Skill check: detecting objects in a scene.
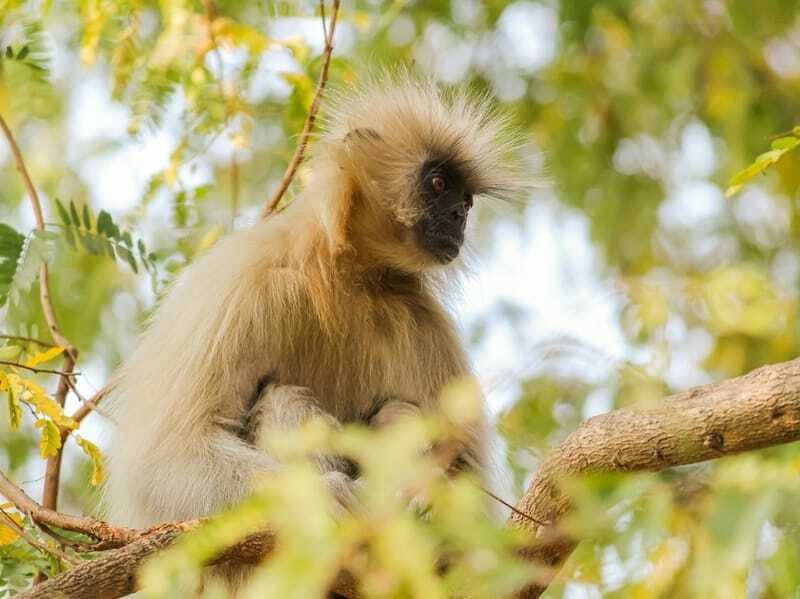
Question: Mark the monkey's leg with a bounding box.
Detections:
[245,382,361,507]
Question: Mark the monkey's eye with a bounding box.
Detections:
[431,175,447,194]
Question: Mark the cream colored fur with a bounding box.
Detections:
[105,74,518,528]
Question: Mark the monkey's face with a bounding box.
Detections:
[413,159,474,264]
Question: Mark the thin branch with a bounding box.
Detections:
[510,356,800,598]
[0,113,75,358]
[262,0,341,217]
[43,354,75,510]
[0,334,56,348]
[482,488,545,526]
[0,360,80,377]
[0,470,136,548]
[64,378,112,422]
[0,111,81,511]
[0,506,79,567]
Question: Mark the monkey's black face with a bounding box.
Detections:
[414,159,474,264]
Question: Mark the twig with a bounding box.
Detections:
[0,334,56,348]
[482,488,545,526]
[64,379,111,421]
[0,506,79,567]
[262,0,340,216]
[0,360,81,377]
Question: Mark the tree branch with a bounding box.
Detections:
[510,356,800,598]
[5,357,800,598]
[261,0,340,217]
[0,471,136,549]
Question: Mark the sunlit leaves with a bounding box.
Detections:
[0,223,25,306]
[0,509,22,545]
[23,346,63,368]
[55,199,156,274]
[142,417,534,599]
[726,128,800,197]
[78,0,116,67]
[5,230,56,308]
[75,436,105,486]
[0,371,22,431]
[699,266,790,337]
[34,417,61,458]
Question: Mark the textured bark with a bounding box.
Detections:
[510,357,800,598]
[17,522,360,599]
[0,471,136,549]
[8,358,800,599]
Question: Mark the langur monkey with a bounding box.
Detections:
[105,74,520,528]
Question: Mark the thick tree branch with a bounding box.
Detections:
[262,0,340,217]
[510,356,800,598]
[4,357,800,598]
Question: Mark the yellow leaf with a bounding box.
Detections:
[24,346,64,368]
[76,436,106,486]
[12,375,77,429]
[0,372,22,430]
[0,508,23,545]
[35,418,62,458]
[0,521,20,545]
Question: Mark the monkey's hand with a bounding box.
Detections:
[246,382,358,478]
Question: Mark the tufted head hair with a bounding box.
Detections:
[296,71,524,273]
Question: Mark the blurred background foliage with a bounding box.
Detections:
[2,0,800,597]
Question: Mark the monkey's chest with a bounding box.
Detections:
[276,300,465,422]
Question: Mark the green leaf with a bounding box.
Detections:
[4,46,12,59]
[7,231,55,307]
[81,203,93,231]
[69,201,80,229]
[16,46,29,61]
[54,199,72,226]
[0,224,26,307]
[727,133,800,197]
[96,210,114,237]
[770,136,800,151]
[118,246,138,273]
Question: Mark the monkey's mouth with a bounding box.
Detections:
[425,233,463,264]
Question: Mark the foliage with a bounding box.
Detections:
[1,0,800,597]
[727,127,800,197]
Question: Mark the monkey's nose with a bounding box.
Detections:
[450,205,467,221]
